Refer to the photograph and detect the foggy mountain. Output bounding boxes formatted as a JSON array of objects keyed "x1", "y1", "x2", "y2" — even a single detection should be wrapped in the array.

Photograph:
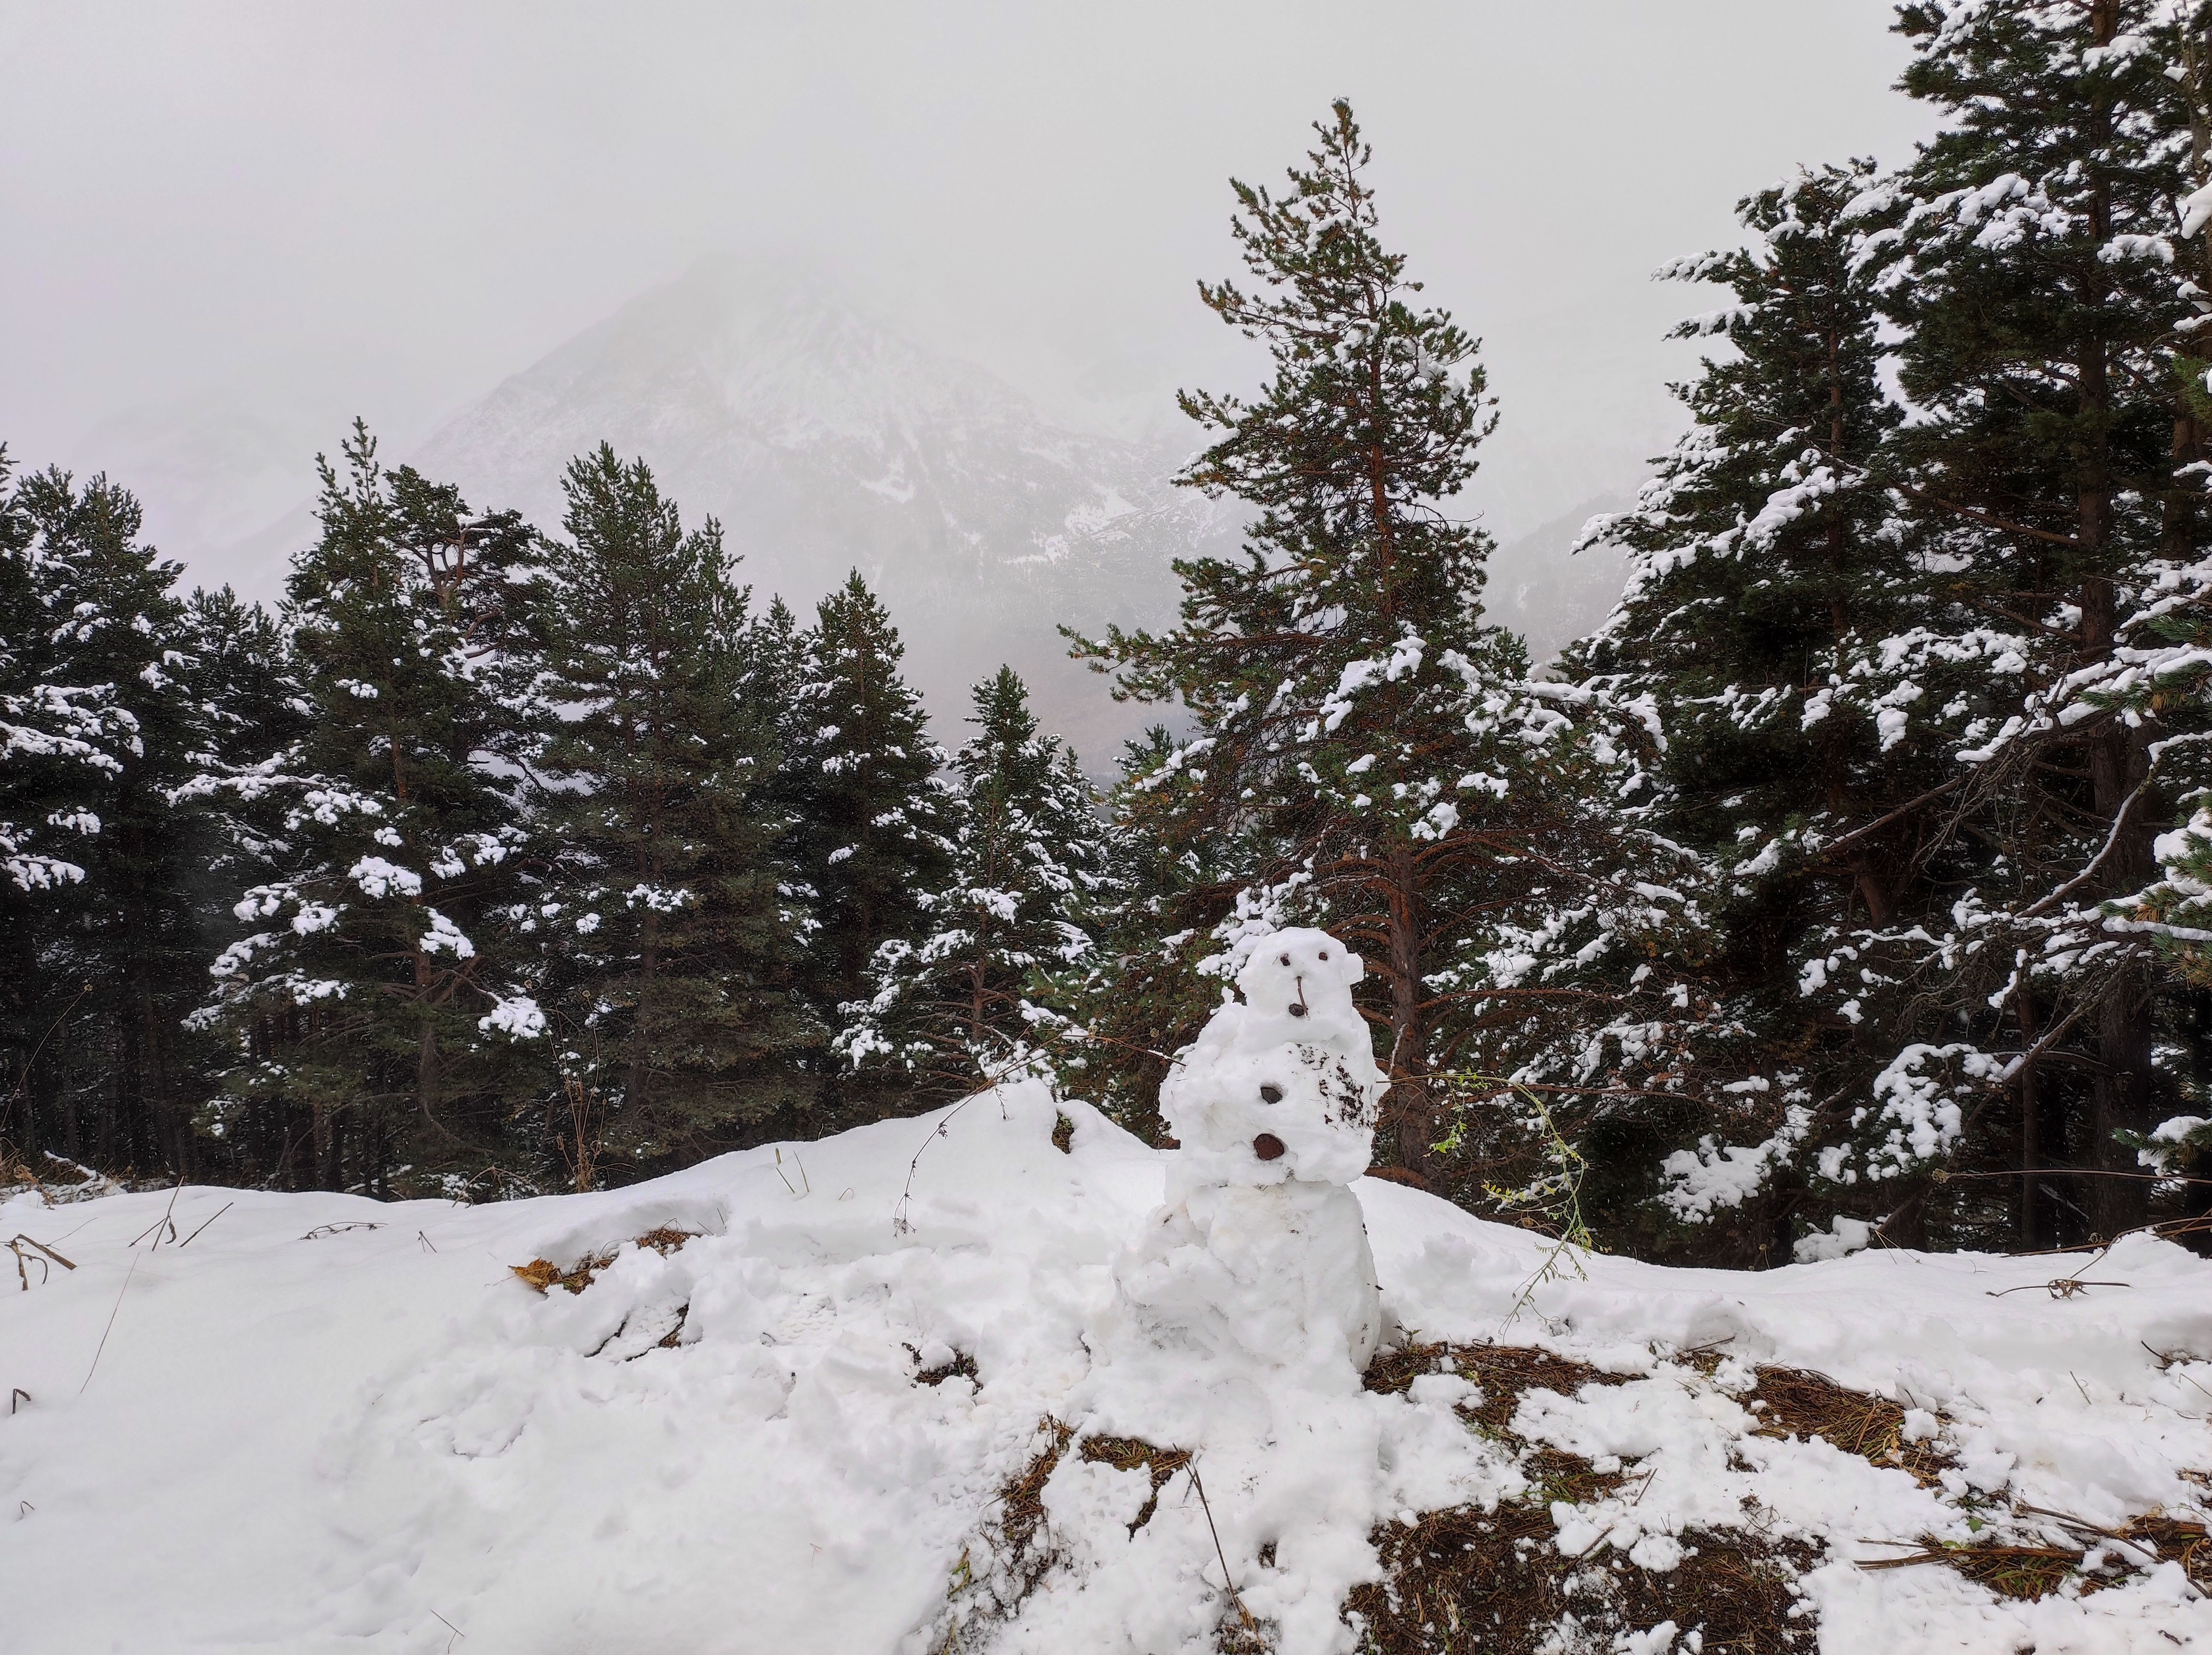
[
  {"x1": 65, "y1": 384, "x2": 366, "y2": 574},
  {"x1": 1480, "y1": 493, "x2": 1635, "y2": 665},
  {"x1": 401, "y1": 254, "x2": 1236, "y2": 763}
]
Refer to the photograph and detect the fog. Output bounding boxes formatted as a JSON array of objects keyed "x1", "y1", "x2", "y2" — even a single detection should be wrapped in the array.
[{"x1": 0, "y1": 1, "x2": 1934, "y2": 594}]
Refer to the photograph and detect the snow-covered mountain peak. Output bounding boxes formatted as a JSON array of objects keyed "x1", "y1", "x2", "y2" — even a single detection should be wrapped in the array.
[
  {"x1": 519, "y1": 252, "x2": 1039, "y2": 455},
  {"x1": 410, "y1": 254, "x2": 1223, "y2": 756}
]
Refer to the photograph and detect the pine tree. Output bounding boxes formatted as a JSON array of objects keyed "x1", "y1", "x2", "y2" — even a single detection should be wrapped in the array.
[
  {"x1": 0, "y1": 449, "x2": 123, "y2": 906},
  {"x1": 785, "y1": 570, "x2": 956, "y2": 1121},
  {"x1": 170, "y1": 583, "x2": 310, "y2": 1181},
  {"x1": 527, "y1": 446, "x2": 817, "y2": 1179},
  {"x1": 1559, "y1": 164, "x2": 1971, "y2": 1261},
  {"x1": 1057, "y1": 723, "x2": 1242, "y2": 1143},
  {"x1": 0, "y1": 457, "x2": 215, "y2": 1177},
  {"x1": 1833, "y1": 1, "x2": 2212, "y2": 1246},
  {"x1": 1072, "y1": 102, "x2": 1659, "y2": 1189},
  {"x1": 835, "y1": 665, "x2": 1109, "y2": 1096},
  {"x1": 1567, "y1": 7, "x2": 2212, "y2": 1258},
  {"x1": 0, "y1": 448, "x2": 111, "y2": 1173},
  {"x1": 197, "y1": 425, "x2": 547, "y2": 1194}
]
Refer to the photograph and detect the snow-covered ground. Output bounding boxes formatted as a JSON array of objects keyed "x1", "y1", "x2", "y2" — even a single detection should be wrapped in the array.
[{"x1": 3, "y1": 1084, "x2": 2209, "y2": 1654}]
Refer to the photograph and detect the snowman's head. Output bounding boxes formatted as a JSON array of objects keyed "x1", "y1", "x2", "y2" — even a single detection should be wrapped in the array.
[
  {"x1": 1158, "y1": 928, "x2": 1386, "y2": 1189},
  {"x1": 1231, "y1": 930, "x2": 1368, "y2": 1047}
]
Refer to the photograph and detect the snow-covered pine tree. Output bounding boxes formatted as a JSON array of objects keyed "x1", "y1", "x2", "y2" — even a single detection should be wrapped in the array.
[
  {"x1": 0, "y1": 449, "x2": 117, "y2": 1168},
  {"x1": 1072, "y1": 101, "x2": 1665, "y2": 1188},
  {"x1": 1559, "y1": 164, "x2": 1980, "y2": 1261},
  {"x1": 0, "y1": 449, "x2": 124, "y2": 909},
  {"x1": 1822, "y1": 1, "x2": 2212, "y2": 1246},
  {"x1": 196, "y1": 425, "x2": 546, "y2": 1194},
  {"x1": 0, "y1": 457, "x2": 225, "y2": 1177},
  {"x1": 1057, "y1": 723, "x2": 1247, "y2": 1144},
  {"x1": 785, "y1": 570, "x2": 957, "y2": 1123},
  {"x1": 526, "y1": 446, "x2": 817, "y2": 1181},
  {"x1": 168, "y1": 583, "x2": 307, "y2": 1181},
  {"x1": 834, "y1": 665, "x2": 1109, "y2": 1097}
]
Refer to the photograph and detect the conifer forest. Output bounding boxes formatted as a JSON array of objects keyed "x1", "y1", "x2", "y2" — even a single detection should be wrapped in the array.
[{"x1": 10, "y1": 0, "x2": 2212, "y2": 1273}]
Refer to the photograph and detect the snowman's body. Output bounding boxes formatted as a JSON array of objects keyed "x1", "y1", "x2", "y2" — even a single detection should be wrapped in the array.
[{"x1": 1112, "y1": 929, "x2": 1389, "y2": 1378}]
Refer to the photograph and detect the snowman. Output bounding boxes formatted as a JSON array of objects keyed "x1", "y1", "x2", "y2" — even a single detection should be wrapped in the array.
[{"x1": 1108, "y1": 928, "x2": 1390, "y2": 1380}]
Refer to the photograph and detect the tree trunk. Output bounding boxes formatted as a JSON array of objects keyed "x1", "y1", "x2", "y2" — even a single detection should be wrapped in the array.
[
  {"x1": 630, "y1": 910, "x2": 659, "y2": 1116},
  {"x1": 2069, "y1": 90, "x2": 2154, "y2": 1237},
  {"x1": 2081, "y1": 577, "x2": 2156, "y2": 1241},
  {"x1": 2017, "y1": 982, "x2": 2042, "y2": 1249},
  {"x1": 2088, "y1": 972, "x2": 2154, "y2": 1240},
  {"x1": 416, "y1": 1023, "x2": 441, "y2": 1142},
  {"x1": 1383, "y1": 842, "x2": 1436, "y2": 1184}
]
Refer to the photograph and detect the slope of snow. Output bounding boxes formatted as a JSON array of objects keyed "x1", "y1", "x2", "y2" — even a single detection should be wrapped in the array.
[{"x1": 3, "y1": 1084, "x2": 2208, "y2": 1654}]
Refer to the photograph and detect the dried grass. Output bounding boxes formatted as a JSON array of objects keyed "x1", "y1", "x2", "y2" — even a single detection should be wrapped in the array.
[
  {"x1": 1347, "y1": 1509, "x2": 1817, "y2": 1655},
  {"x1": 511, "y1": 1226, "x2": 697, "y2": 1295},
  {"x1": 1860, "y1": 1539, "x2": 2080, "y2": 1600},
  {"x1": 908, "y1": 1345, "x2": 982, "y2": 1387},
  {"x1": 2125, "y1": 1513, "x2": 2212, "y2": 1592},
  {"x1": 1862, "y1": 1510, "x2": 2212, "y2": 1601},
  {"x1": 1366, "y1": 1340, "x2": 1631, "y2": 1433},
  {"x1": 934, "y1": 1422, "x2": 1239, "y2": 1653},
  {"x1": 1080, "y1": 1434, "x2": 1192, "y2": 1534},
  {"x1": 930, "y1": 1417, "x2": 1077, "y2": 1652},
  {"x1": 1745, "y1": 1366, "x2": 1953, "y2": 1488}
]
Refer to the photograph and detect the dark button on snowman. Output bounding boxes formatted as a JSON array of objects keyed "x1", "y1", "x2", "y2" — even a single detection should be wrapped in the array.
[{"x1": 1111, "y1": 928, "x2": 1389, "y2": 1379}]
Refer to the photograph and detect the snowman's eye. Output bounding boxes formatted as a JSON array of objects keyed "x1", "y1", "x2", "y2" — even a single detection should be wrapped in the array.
[
  {"x1": 1318, "y1": 950, "x2": 1329, "y2": 960},
  {"x1": 1260, "y1": 1084, "x2": 1283, "y2": 1104},
  {"x1": 1279, "y1": 953, "x2": 1291, "y2": 966}
]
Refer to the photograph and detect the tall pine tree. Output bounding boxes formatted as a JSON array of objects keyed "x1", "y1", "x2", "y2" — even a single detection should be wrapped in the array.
[
  {"x1": 1073, "y1": 102, "x2": 1663, "y2": 1188},
  {"x1": 785, "y1": 570, "x2": 957, "y2": 1122},
  {"x1": 525, "y1": 446, "x2": 817, "y2": 1181},
  {"x1": 1837, "y1": 1, "x2": 2212, "y2": 1246},
  {"x1": 1562, "y1": 164, "x2": 1976, "y2": 1261},
  {"x1": 197, "y1": 426, "x2": 546, "y2": 1194},
  {"x1": 0, "y1": 458, "x2": 225, "y2": 1178}
]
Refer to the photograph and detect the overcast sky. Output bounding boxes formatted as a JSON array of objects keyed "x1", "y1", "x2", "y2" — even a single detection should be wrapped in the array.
[{"x1": 0, "y1": 1, "x2": 1935, "y2": 571}]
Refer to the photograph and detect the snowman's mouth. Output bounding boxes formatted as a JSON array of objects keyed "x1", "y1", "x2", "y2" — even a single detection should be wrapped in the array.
[{"x1": 1253, "y1": 1133, "x2": 1286, "y2": 1161}]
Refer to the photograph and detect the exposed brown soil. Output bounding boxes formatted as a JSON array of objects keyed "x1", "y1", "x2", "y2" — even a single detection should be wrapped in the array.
[
  {"x1": 1347, "y1": 1508, "x2": 1818, "y2": 1655},
  {"x1": 1745, "y1": 1365, "x2": 1952, "y2": 1488},
  {"x1": 1079, "y1": 1434, "x2": 1192, "y2": 1533},
  {"x1": 1353, "y1": 1341, "x2": 1819, "y2": 1652}
]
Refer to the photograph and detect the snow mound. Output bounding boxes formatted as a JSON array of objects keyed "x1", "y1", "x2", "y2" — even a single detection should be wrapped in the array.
[{"x1": 1, "y1": 1082, "x2": 2208, "y2": 1654}]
